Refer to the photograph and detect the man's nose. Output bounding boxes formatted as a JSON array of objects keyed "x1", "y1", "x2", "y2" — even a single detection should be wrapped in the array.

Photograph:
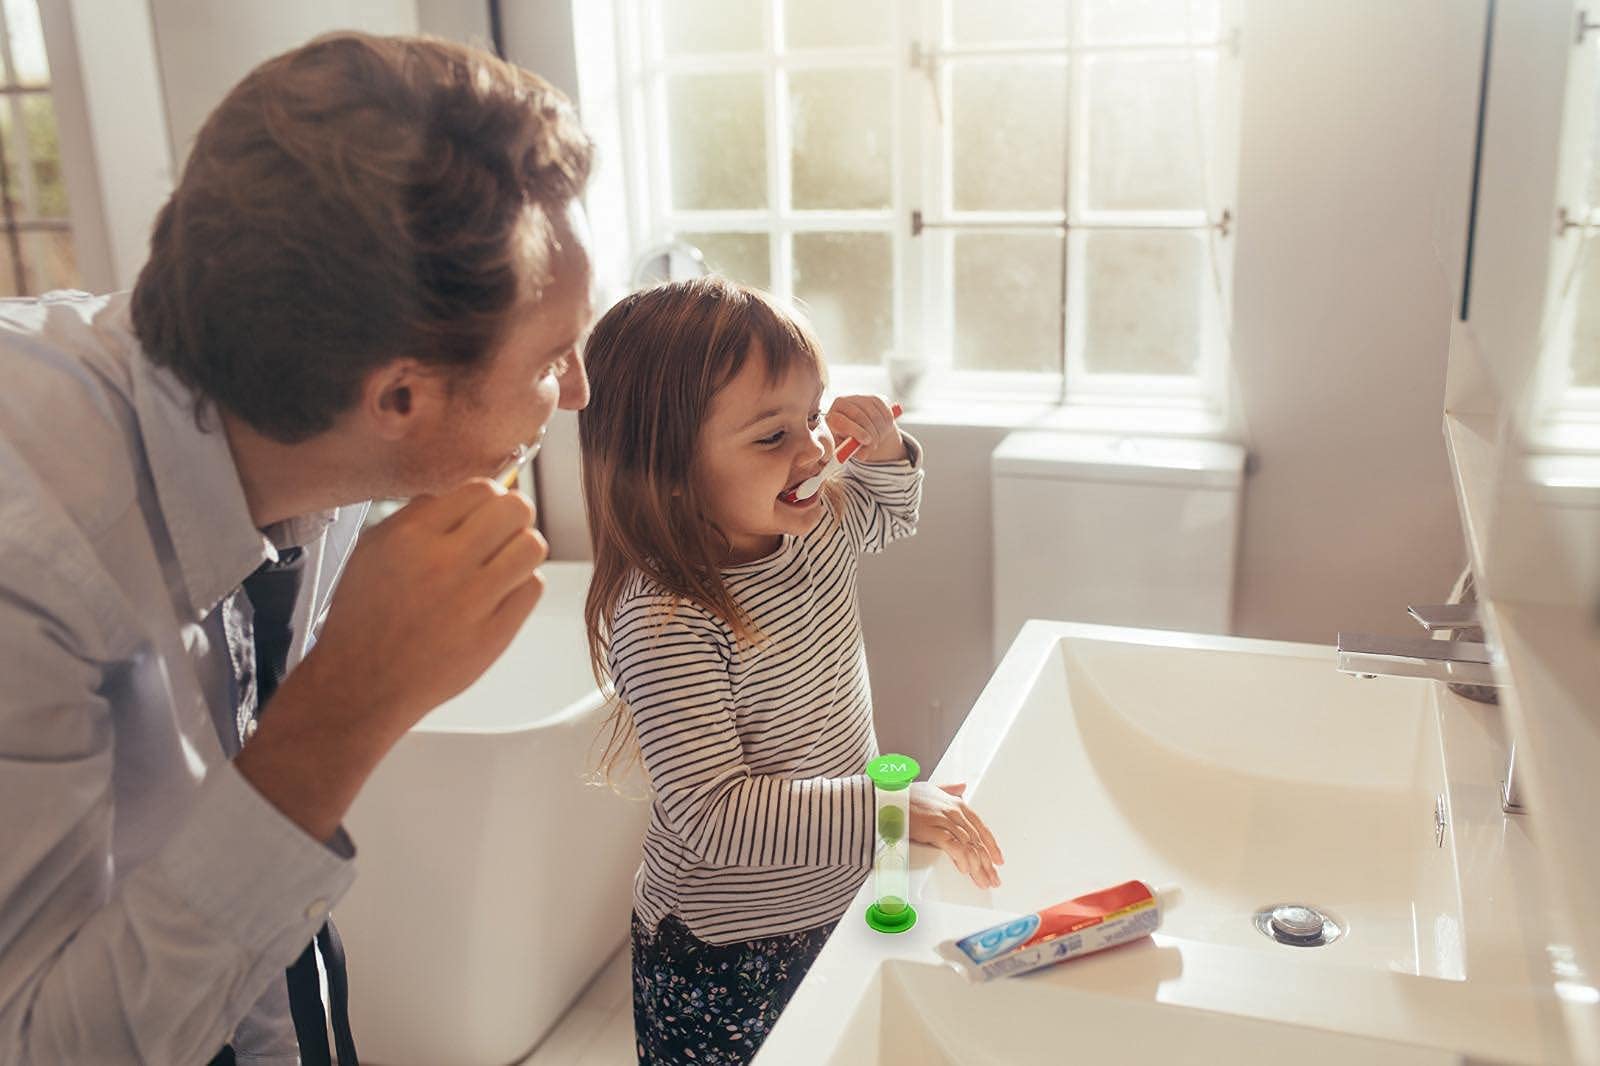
[{"x1": 558, "y1": 353, "x2": 590, "y2": 411}]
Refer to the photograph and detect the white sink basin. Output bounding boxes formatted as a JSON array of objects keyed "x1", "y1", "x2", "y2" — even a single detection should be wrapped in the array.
[
  {"x1": 920, "y1": 626, "x2": 1465, "y2": 979},
  {"x1": 829, "y1": 959, "x2": 1460, "y2": 1066},
  {"x1": 757, "y1": 622, "x2": 1569, "y2": 1065}
]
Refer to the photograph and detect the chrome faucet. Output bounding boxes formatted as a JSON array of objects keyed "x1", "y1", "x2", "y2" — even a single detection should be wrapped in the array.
[
  {"x1": 1336, "y1": 605, "x2": 1524, "y2": 814},
  {"x1": 1334, "y1": 632, "x2": 1496, "y2": 687}
]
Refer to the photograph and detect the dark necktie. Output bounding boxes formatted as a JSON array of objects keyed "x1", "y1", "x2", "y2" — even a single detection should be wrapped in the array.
[{"x1": 212, "y1": 548, "x2": 358, "y2": 1066}]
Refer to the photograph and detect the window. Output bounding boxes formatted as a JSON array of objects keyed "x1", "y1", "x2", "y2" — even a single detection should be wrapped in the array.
[
  {"x1": 0, "y1": 0, "x2": 77, "y2": 296},
  {"x1": 1540, "y1": 7, "x2": 1600, "y2": 451},
  {"x1": 612, "y1": 0, "x2": 1239, "y2": 410}
]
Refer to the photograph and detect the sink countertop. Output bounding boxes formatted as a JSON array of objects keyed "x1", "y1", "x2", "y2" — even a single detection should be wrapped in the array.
[{"x1": 756, "y1": 622, "x2": 1577, "y2": 1065}]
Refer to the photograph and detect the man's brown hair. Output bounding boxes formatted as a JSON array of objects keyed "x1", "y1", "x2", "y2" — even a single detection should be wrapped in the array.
[{"x1": 132, "y1": 32, "x2": 593, "y2": 442}]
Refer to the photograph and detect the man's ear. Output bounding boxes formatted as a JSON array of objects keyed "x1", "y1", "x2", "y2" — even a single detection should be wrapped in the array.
[{"x1": 363, "y1": 359, "x2": 447, "y2": 441}]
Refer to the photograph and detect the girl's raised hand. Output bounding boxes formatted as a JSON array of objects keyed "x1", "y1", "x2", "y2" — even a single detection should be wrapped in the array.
[
  {"x1": 826, "y1": 394, "x2": 905, "y2": 464},
  {"x1": 908, "y1": 781, "x2": 1004, "y2": 890}
]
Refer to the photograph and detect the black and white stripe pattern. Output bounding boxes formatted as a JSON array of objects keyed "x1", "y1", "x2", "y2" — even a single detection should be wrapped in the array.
[{"x1": 611, "y1": 439, "x2": 923, "y2": 945}]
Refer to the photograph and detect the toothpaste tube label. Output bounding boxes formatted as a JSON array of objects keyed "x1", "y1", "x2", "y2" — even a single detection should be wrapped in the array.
[
  {"x1": 953, "y1": 913, "x2": 1043, "y2": 964},
  {"x1": 938, "y1": 880, "x2": 1165, "y2": 982}
]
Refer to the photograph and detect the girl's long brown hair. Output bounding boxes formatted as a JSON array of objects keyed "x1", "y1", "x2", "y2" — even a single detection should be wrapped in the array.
[{"x1": 579, "y1": 277, "x2": 831, "y2": 784}]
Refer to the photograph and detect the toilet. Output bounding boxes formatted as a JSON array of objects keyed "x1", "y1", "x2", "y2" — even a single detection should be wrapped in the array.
[{"x1": 991, "y1": 431, "x2": 1247, "y2": 660}]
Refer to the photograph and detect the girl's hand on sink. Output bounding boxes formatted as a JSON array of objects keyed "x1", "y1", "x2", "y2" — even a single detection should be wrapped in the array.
[{"x1": 909, "y1": 782, "x2": 1005, "y2": 890}]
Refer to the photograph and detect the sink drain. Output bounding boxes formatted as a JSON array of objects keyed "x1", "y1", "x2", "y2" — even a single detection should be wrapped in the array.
[{"x1": 1253, "y1": 903, "x2": 1345, "y2": 947}]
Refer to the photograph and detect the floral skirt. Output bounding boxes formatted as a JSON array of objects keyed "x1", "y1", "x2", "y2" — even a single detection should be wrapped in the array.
[{"x1": 630, "y1": 912, "x2": 837, "y2": 1065}]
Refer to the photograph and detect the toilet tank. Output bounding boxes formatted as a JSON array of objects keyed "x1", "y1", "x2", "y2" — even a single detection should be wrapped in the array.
[{"x1": 991, "y1": 432, "x2": 1247, "y2": 659}]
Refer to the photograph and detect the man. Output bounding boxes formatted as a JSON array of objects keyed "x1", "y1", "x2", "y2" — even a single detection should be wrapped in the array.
[{"x1": 0, "y1": 32, "x2": 594, "y2": 1064}]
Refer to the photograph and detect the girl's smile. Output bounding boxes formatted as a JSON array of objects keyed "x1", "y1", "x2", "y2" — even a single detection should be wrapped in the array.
[{"x1": 695, "y1": 344, "x2": 831, "y2": 563}]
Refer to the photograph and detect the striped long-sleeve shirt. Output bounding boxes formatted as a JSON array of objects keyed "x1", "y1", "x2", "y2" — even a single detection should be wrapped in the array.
[{"x1": 610, "y1": 437, "x2": 923, "y2": 945}]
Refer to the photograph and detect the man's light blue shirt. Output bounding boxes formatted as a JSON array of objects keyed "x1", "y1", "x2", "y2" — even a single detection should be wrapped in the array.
[{"x1": 0, "y1": 291, "x2": 365, "y2": 1063}]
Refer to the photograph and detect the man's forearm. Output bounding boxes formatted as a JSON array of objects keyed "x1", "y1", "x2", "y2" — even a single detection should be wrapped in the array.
[{"x1": 234, "y1": 649, "x2": 401, "y2": 843}]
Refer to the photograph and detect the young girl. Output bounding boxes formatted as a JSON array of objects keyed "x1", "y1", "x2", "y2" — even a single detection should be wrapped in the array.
[{"x1": 578, "y1": 277, "x2": 1004, "y2": 1065}]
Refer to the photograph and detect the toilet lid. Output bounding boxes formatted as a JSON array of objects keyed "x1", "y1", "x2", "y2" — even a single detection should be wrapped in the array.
[{"x1": 991, "y1": 431, "x2": 1246, "y2": 489}]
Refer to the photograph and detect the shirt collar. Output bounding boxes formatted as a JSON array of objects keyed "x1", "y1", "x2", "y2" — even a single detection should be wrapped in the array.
[{"x1": 130, "y1": 346, "x2": 337, "y2": 620}]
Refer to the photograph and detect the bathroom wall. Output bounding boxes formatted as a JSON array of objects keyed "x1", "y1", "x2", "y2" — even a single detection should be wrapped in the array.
[
  {"x1": 147, "y1": 0, "x2": 422, "y2": 165},
  {"x1": 1226, "y1": 0, "x2": 1475, "y2": 649},
  {"x1": 46, "y1": 2, "x2": 496, "y2": 290},
  {"x1": 73, "y1": 0, "x2": 1484, "y2": 768},
  {"x1": 536, "y1": 0, "x2": 1484, "y2": 766}
]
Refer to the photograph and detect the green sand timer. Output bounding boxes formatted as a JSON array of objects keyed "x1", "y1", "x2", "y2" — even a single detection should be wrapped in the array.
[{"x1": 865, "y1": 753, "x2": 920, "y2": 933}]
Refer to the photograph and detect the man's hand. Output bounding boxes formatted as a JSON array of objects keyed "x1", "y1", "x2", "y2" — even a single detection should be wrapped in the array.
[
  {"x1": 312, "y1": 479, "x2": 546, "y2": 729},
  {"x1": 236, "y1": 479, "x2": 546, "y2": 840}
]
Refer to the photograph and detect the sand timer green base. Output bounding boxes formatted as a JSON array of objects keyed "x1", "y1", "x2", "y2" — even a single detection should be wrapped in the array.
[
  {"x1": 865, "y1": 899, "x2": 917, "y2": 933},
  {"x1": 865, "y1": 754, "x2": 920, "y2": 934}
]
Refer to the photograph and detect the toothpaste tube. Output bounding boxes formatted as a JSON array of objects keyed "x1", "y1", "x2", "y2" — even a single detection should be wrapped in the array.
[{"x1": 936, "y1": 880, "x2": 1181, "y2": 982}]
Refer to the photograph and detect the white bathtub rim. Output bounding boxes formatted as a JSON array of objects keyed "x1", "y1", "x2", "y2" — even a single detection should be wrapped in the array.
[{"x1": 411, "y1": 687, "x2": 610, "y2": 736}]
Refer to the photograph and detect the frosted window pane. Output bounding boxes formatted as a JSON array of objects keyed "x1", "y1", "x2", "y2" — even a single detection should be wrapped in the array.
[
  {"x1": 1082, "y1": 0, "x2": 1220, "y2": 45},
  {"x1": 952, "y1": 62, "x2": 1067, "y2": 212},
  {"x1": 1587, "y1": 63, "x2": 1600, "y2": 211},
  {"x1": 954, "y1": 233, "x2": 1062, "y2": 373},
  {"x1": 1082, "y1": 231, "x2": 1205, "y2": 376},
  {"x1": 787, "y1": 0, "x2": 892, "y2": 48},
  {"x1": 1580, "y1": 66, "x2": 1600, "y2": 384},
  {"x1": 792, "y1": 232, "x2": 892, "y2": 365},
  {"x1": 660, "y1": 0, "x2": 762, "y2": 54},
  {"x1": 21, "y1": 95, "x2": 65, "y2": 217},
  {"x1": 678, "y1": 231, "x2": 771, "y2": 290},
  {"x1": 1566, "y1": 237, "x2": 1600, "y2": 388},
  {"x1": 952, "y1": 2, "x2": 1067, "y2": 45},
  {"x1": 1085, "y1": 55, "x2": 1211, "y2": 213},
  {"x1": 668, "y1": 73, "x2": 767, "y2": 210},
  {"x1": 22, "y1": 230, "x2": 75, "y2": 293},
  {"x1": 790, "y1": 70, "x2": 892, "y2": 210},
  {"x1": 2, "y1": 0, "x2": 49, "y2": 85},
  {"x1": 1577, "y1": 346, "x2": 1600, "y2": 389}
]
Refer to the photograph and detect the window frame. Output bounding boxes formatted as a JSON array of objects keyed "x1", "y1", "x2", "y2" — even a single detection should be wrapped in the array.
[
  {"x1": 610, "y1": 0, "x2": 1240, "y2": 422},
  {"x1": 0, "y1": 0, "x2": 75, "y2": 296}
]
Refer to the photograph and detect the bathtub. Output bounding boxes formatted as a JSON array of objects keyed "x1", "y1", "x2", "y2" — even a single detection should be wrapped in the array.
[{"x1": 338, "y1": 561, "x2": 649, "y2": 1065}]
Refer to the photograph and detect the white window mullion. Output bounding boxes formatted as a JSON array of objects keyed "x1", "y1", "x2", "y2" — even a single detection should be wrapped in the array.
[
  {"x1": 647, "y1": 64, "x2": 672, "y2": 246},
  {"x1": 664, "y1": 210, "x2": 773, "y2": 230},
  {"x1": 666, "y1": 209, "x2": 892, "y2": 231},
  {"x1": 930, "y1": 3, "x2": 954, "y2": 371},
  {"x1": 1195, "y1": 3, "x2": 1238, "y2": 414},
  {"x1": 1064, "y1": 2, "x2": 1090, "y2": 394},
  {"x1": 611, "y1": 0, "x2": 651, "y2": 271},
  {"x1": 889, "y1": 0, "x2": 911, "y2": 364},
  {"x1": 655, "y1": 53, "x2": 766, "y2": 75},
  {"x1": 779, "y1": 47, "x2": 898, "y2": 70},
  {"x1": 641, "y1": 0, "x2": 674, "y2": 250},
  {"x1": 784, "y1": 211, "x2": 895, "y2": 231},
  {"x1": 765, "y1": 0, "x2": 790, "y2": 301}
]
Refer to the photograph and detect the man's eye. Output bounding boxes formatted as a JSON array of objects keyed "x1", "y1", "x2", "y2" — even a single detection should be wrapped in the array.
[{"x1": 808, "y1": 411, "x2": 822, "y2": 427}]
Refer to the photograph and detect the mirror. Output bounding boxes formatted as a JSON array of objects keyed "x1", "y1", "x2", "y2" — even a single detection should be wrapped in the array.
[{"x1": 1456, "y1": 0, "x2": 1600, "y2": 1052}]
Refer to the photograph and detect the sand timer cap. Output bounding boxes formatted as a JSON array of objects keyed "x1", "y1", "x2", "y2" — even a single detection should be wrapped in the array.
[{"x1": 866, "y1": 754, "x2": 920, "y2": 791}]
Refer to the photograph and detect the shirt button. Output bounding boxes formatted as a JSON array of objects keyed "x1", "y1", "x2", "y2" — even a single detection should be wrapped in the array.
[{"x1": 306, "y1": 899, "x2": 328, "y2": 921}]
